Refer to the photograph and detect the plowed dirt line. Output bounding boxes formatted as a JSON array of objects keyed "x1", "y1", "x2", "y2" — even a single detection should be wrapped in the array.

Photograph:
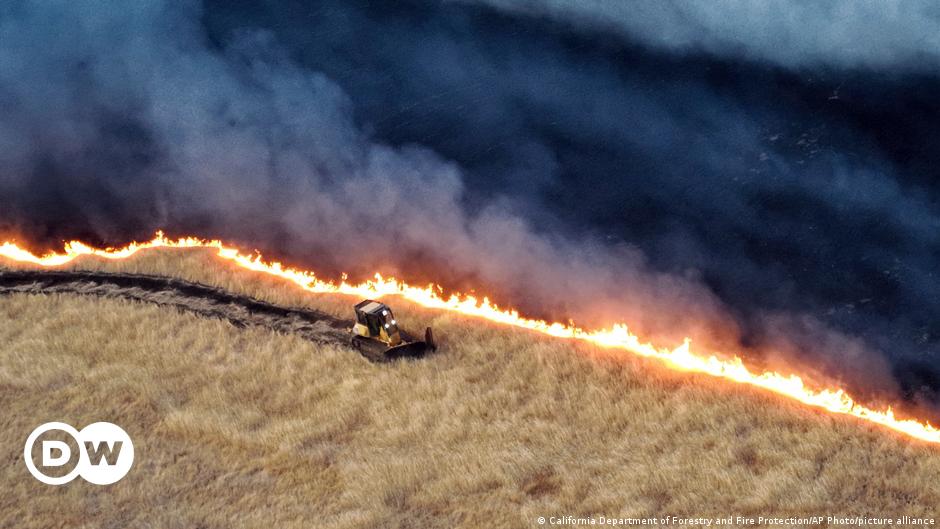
[{"x1": 0, "y1": 270, "x2": 351, "y2": 346}]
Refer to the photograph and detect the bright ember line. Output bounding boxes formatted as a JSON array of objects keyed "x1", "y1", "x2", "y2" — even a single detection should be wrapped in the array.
[{"x1": 2, "y1": 231, "x2": 939, "y2": 445}]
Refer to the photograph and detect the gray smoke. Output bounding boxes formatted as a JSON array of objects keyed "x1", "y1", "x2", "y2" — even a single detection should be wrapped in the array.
[
  {"x1": 0, "y1": 0, "x2": 737, "y2": 347},
  {"x1": 468, "y1": 0, "x2": 940, "y2": 69}
]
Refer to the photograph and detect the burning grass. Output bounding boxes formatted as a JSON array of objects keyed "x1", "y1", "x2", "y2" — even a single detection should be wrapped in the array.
[
  {"x1": 4, "y1": 234, "x2": 939, "y2": 443},
  {"x1": 1, "y1": 249, "x2": 939, "y2": 527}
]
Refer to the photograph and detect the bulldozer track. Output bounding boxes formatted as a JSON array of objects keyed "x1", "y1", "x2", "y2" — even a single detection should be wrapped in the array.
[{"x1": 0, "y1": 269, "x2": 351, "y2": 346}]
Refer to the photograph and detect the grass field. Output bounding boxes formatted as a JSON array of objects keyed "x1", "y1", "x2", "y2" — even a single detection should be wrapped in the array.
[{"x1": 1, "y1": 248, "x2": 939, "y2": 528}]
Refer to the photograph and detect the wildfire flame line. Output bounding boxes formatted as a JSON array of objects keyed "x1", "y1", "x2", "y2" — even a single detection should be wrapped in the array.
[{"x1": 1, "y1": 231, "x2": 938, "y2": 445}]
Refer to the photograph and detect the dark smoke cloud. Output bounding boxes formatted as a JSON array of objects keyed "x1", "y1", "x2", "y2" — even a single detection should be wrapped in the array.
[
  {"x1": 0, "y1": 0, "x2": 734, "y2": 345},
  {"x1": 2, "y1": 0, "x2": 939, "y2": 413}
]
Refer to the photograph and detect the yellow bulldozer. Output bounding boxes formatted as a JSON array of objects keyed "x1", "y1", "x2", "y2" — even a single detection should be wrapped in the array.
[{"x1": 351, "y1": 299, "x2": 436, "y2": 361}]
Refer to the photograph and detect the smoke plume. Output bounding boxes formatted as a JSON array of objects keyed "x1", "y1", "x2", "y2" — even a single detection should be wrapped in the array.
[{"x1": 468, "y1": 0, "x2": 940, "y2": 70}]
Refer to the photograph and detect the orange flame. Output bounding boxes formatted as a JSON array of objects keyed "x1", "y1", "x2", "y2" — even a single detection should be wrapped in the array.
[{"x1": 2, "y1": 231, "x2": 938, "y2": 444}]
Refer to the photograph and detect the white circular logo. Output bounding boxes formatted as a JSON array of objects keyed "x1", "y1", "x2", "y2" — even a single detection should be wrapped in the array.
[{"x1": 24, "y1": 422, "x2": 134, "y2": 485}]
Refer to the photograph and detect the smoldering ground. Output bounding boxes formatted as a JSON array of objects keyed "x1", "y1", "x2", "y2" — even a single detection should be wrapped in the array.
[{"x1": 2, "y1": 0, "x2": 940, "y2": 414}]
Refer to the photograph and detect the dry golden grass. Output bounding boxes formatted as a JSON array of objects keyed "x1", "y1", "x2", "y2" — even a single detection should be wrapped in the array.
[{"x1": 1, "y1": 248, "x2": 938, "y2": 528}]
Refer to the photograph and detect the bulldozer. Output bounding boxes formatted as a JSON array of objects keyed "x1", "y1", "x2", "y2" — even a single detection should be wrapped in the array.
[{"x1": 350, "y1": 299, "x2": 436, "y2": 362}]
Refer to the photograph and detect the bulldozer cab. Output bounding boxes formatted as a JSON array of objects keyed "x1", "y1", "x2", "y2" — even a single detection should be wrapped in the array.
[{"x1": 353, "y1": 300, "x2": 401, "y2": 346}]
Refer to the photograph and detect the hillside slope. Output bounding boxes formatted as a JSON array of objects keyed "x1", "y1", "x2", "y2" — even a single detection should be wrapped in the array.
[{"x1": 1, "y1": 249, "x2": 939, "y2": 528}]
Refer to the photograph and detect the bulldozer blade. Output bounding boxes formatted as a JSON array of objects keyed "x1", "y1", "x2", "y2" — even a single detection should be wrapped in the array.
[
  {"x1": 351, "y1": 326, "x2": 436, "y2": 362},
  {"x1": 424, "y1": 327, "x2": 437, "y2": 352},
  {"x1": 383, "y1": 340, "x2": 431, "y2": 360}
]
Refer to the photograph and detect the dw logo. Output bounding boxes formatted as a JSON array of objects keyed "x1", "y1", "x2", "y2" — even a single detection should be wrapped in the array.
[{"x1": 24, "y1": 422, "x2": 134, "y2": 485}]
